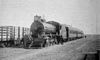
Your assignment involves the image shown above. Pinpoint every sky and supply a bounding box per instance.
[0,0,97,34]
[97,0,100,34]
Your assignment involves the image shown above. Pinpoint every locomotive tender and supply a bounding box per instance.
[24,15,84,48]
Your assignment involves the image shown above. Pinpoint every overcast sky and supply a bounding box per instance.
[0,0,97,34]
[97,0,100,34]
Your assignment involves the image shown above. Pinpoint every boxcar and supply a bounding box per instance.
[0,26,30,47]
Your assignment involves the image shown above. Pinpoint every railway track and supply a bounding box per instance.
[0,35,98,60]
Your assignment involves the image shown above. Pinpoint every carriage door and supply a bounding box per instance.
[66,27,69,41]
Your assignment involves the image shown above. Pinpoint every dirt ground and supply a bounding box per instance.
[0,35,98,60]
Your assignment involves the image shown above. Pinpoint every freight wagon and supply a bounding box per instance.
[0,26,30,47]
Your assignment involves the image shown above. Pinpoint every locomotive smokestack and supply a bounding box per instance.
[34,15,46,22]
[34,15,41,22]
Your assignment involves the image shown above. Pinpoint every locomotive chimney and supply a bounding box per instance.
[34,15,41,22]
[34,15,46,22]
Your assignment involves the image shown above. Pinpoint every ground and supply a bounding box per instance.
[0,35,98,60]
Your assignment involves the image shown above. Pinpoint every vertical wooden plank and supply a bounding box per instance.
[25,28,27,34]
[6,26,8,41]
[18,26,20,40]
[0,27,1,41]
[0,26,1,41]
[22,27,24,37]
[10,26,12,39]
[20,27,22,39]
[1,26,3,41]
[26,28,27,34]
[9,26,11,38]
[13,26,15,40]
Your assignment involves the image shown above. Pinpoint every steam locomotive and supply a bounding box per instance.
[22,15,84,48]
